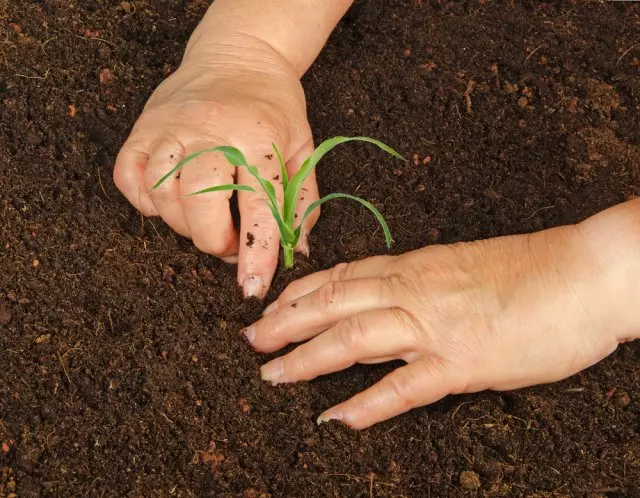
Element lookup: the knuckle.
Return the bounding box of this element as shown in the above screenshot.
[192,234,231,256]
[317,281,343,310]
[338,315,368,350]
[330,262,351,282]
[389,308,421,347]
[290,347,313,380]
[384,371,418,409]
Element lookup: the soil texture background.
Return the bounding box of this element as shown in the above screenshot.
[1,0,639,495]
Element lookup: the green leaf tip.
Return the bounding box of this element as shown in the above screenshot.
[294,192,392,249]
[152,146,249,190]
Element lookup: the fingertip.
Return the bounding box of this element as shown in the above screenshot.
[241,274,267,299]
[316,410,343,426]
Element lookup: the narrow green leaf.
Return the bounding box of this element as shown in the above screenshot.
[264,198,296,245]
[272,143,288,191]
[241,167,293,244]
[284,137,404,227]
[152,146,249,190]
[184,184,255,197]
[293,193,392,249]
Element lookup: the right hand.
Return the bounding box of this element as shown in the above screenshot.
[113,35,319,298]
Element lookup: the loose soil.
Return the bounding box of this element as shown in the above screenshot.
[1,1,639,496]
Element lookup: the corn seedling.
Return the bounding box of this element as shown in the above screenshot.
[153,137,404,268]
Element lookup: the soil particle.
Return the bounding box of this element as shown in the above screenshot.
[460,470,482,490]
[99,68,116,85]
[246,232,255,247]
[613,392,631,409]
[0,304,12,326]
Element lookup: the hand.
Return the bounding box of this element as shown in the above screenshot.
[243,219,638,429]
[113,34,319,298]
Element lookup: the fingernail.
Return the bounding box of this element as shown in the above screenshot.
[241,325,255,345]
[263,300,279,314]
[317,411,343,425]
[243,275,264,298]
[260,358,284,385]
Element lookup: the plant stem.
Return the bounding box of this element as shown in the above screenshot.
[283,244,295,269]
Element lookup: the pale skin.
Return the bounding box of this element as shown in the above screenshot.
[114,1,640,429]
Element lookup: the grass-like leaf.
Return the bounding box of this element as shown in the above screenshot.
[184,184,255,197]
[152,146,249,190]
[293,193,392,248]
[153,135,403,269]
[272,143,288,191]
[283,137,404,227]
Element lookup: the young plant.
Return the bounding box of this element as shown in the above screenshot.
[153,137,404,269]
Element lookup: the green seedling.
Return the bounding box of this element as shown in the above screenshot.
[153,137,404,269]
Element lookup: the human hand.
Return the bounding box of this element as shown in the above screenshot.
[243,218,639,428]
[113,35,318,298]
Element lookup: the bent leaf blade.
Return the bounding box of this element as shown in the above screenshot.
[152,146,249,190]
[184,184,255,197]
[293,193,392,249]
[284,137,404,226]
[272,142,289,191]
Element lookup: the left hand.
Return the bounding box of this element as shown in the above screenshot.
[242,220,637,429]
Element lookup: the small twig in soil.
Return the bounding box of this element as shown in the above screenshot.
[327,474,395,488]
[552,482,568,494]
[57,353,75,388]
[41,36,57,56]
[616,42,639,65]
[160,412,175,425]
[463,79,475,114]
[523,44,545,65]
[75,34,117,48]
[451,400,474,420]
[97,167,112,201]
[147,219,168,247]
[521,204,555,222]
[14,68,50,80]
[107,310,114,333]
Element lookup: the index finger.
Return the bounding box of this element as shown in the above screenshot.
[237,151,285,298]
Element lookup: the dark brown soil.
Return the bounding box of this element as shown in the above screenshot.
[1,1,639,496]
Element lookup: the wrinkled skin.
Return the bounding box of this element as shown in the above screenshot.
[244,208,639,428]
[114,38,319,298]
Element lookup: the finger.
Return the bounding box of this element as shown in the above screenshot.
[263,256,395,314]
[285,137,319,256]
[237,153,284,298]
[113,139,158,216]
[143,138,190,237]
[317,357,464,430]
[180,145,239,258]
[245,277,394,353]
[259,309,417,384]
